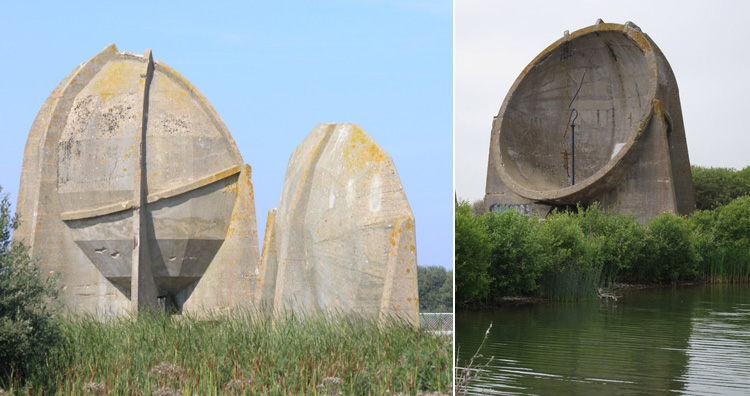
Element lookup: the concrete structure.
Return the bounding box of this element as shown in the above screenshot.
[15,45,261,315]
[485,20,695,221]
[260,123,419,325]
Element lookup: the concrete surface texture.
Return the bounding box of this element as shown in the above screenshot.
[15,45,261,316]
[485,20,695,221]
[260,123,419,325]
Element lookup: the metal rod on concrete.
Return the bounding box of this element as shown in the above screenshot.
[571,122,575,185]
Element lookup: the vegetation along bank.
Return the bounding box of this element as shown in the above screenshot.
[456,165,750,306]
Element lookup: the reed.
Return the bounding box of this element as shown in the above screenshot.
[541,265,602,302]
[8,309,451,395]
[702,245,750,283]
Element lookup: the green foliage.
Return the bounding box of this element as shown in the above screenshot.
[0,187,59,382]
[482,209,543,297]
[714,195,750,247]
[18,310,451,395]
[455,194,750,306]
[535,211,599,300]
[639,213,699,283]
[455,200,491,303]
[576,204,648,286]
[692,165,750,210]
[417,265,452,312]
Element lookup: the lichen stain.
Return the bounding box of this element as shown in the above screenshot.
[90,61,140,101]
[343,125,387,172]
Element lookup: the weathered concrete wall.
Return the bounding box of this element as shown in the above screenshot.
[15,45,260,316]
[485,20,695,222]
[260,123,419,325]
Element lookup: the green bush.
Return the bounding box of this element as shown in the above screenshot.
[640,213,699,283]
[482,209,544,297]
[576,204,647,286]
[713,195,750,247]
[0,187,60,382]
[537,210,600,300]
[454,200,491,303]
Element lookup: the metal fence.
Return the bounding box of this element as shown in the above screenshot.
[419,313,453,335]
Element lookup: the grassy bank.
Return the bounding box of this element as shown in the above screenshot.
[3,310,451,395]
[456,196,750,305]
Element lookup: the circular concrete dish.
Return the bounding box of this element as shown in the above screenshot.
[495,22,660,204]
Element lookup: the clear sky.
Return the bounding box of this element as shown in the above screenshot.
[456,0,750,202]
[0,1,453,269]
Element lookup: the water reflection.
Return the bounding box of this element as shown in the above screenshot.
[456,284,750,395]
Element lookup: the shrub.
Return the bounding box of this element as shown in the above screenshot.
[482,209,543,297]
[641,213,699,283]
[455,200,491,303]
[537,211,600,300]
[576,204,647,285]
[0,187,59,382]
[713,195,750,248]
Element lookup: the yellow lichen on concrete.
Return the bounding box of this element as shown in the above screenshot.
[90,61,141,100]
[343,125,387,172]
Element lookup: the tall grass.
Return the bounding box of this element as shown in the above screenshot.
[7,309,451,395]
[701,245,750,283]
[540,265,602,302]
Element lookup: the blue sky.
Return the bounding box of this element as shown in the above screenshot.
[0,1,453,269]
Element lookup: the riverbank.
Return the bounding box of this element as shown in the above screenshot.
[456,196,750,306]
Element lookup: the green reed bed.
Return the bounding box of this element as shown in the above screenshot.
[701,245,750,283]
[10,309,451,395]
[540,266,602,302]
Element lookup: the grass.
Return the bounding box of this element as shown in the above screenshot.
[4,308,451,395]
[702,245,750,283]
[540,265,602,302]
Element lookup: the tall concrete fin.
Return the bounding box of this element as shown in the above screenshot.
[263,123,419,324]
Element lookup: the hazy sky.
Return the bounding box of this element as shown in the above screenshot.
[0,1,453,268]
[456,0,750,202]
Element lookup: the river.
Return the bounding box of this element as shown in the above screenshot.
[455,284,750,395]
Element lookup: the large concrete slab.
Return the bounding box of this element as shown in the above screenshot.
[484,21,695,221]
[260,123,419,325]
[15,45,261,316]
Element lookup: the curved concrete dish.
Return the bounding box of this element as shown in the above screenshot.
[485,21,695,221]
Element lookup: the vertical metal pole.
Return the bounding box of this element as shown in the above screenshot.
[571,123,575,185]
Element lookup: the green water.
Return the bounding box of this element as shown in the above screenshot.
[456,284,750,395]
